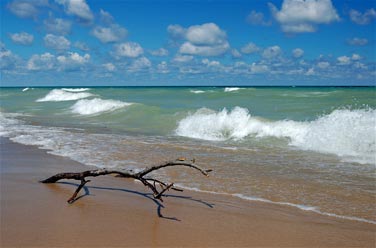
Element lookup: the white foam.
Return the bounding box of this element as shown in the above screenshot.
[22,87,29,92]
[176,107,376,164]
[224,87,242,92]
[36,89,93,102]
[62,88,90,92]
[190,90,205,94]
[70,98,132,115]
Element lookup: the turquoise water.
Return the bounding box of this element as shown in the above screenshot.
[1,87,375,223]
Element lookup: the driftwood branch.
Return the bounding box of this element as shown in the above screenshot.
[41,158,211,203]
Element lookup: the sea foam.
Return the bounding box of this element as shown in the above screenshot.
[61,88,90,92]
[36,89,93,102]
[176,107,376,164]
[70,98,132,115]
[224,87,242,92]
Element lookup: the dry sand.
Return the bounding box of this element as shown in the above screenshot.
[1,137,375,247]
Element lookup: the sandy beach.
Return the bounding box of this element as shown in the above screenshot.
[1,137,375,247]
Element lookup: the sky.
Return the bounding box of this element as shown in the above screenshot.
[0,0,375,86]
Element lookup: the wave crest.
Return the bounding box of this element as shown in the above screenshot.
[36,89,93,102]
[70,98,132,115]
[176,107,376,164]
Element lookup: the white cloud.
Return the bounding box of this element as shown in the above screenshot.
[202,58,220,67]
[269,0,340,33]
[241,42,260,54]
[292,48,304,58]
[246,10,272,26]
[44,17,72,35]
[128,57,151,72]
[337,56,351,65]
[55,0,94,22]
[250,63,269,73]
[347,37,369,46]
[157,61,169,73]
[103,63,116,72]
[167,24,186,39]
[57,52,90,70]
[306,67,315,75]
[100,9,114,25]
[262,46,282,59]
[10,32,34,45]
[112,42,144,58]
[173,54,193,63]
[185,23,227,45]
[44,34,71,51]
[150,48,169,56]
[231,49,242,58]
[179,41,229,56]
[92,24,127,43]
[7,0,48,19]
[0,45,19,70]
[317,61,330,69]
[351,54,361,60]
[171,23,230,56]
[74,41,90,51]
[349,8,376,25]
[27,53,55,71]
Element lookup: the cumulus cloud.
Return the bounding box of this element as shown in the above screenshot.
[99,9,114,25]
[92,24,127,43]
[231,49,242,58]
[112,42,144,58]
[157,61,169,74]
[57,52,90,71]
[44,34,71,51]
[169,23,230,56]
[167,24,186,39]
[241,42,260,54]
[103,63,116,72]
[74,41,90,51]
[317,61,330,69]
[292,48,304,58]
[173,54,194,63]
[128,57,151,72]
[337,55,351,65]
[347,37,368,46]
[269,0,340,33]
[44,17,72,35]
[0,45,20,70]
[150,48,169,56]
[262,45,282,59]
[10,32,34,45]
[351,54,361,60]
[7,0,48,19]
[250,63,269,74]
[202,58,220,67]
[27,53,55,71]
[349,8,376,25]
[179,41,229,56]
[246,10,272,26]
[55,0,94,22]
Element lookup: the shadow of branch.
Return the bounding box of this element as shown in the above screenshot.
[57,181,214,221]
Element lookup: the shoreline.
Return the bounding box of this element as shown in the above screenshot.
[1,137,375,247]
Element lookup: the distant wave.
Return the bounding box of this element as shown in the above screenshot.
[36,89,93,102]
[176,107,376,164]
[61,88,90,92]
[190,90,205,94]
[224,87,243,92]
[70,98,132,115]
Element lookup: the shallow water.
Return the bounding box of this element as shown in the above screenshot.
[1,86,375,223]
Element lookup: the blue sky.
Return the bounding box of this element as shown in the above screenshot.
[1,0,375,86]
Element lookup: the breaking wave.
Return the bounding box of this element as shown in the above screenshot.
[61,88,90,92]
[36,89,93,102]
[70,98,133,115]
[224,87,243,92]
[176,107,376,164]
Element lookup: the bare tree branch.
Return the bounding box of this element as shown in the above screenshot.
[41,158,211,204]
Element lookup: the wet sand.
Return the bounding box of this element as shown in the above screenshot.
[1,137,375,247]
